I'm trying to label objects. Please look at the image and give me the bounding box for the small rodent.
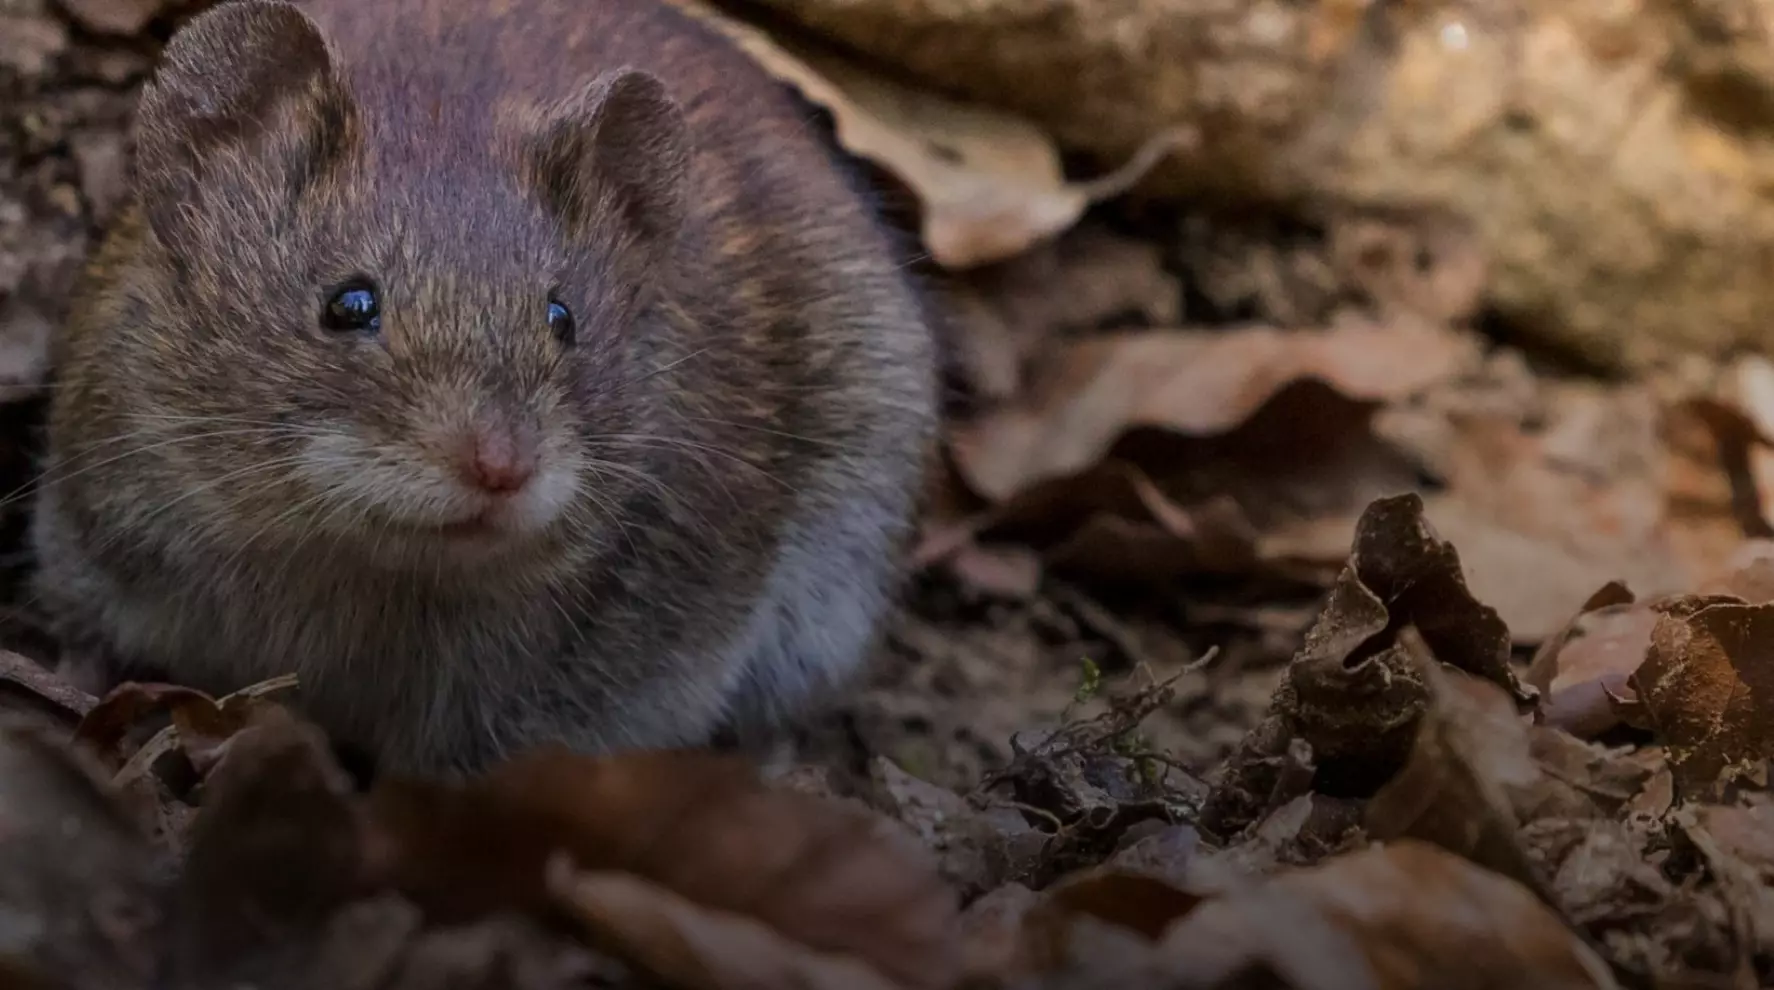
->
[31,0,935,774]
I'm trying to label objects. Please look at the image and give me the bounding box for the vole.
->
[30,0,936,774]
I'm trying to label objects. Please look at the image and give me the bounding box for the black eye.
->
[321,280,380,333]
[547,298,575,345]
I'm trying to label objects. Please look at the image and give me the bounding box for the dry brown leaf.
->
[364,747,960,990]
[1632,597,1774,795]
[664,0,1180,268]
[0,648,95,726]
[949,320,1473,501]
[73,673,300,775]
[1157,841,1619,990]
[551,861,904,990]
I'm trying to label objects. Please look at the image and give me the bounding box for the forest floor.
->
[4,2,1774,989]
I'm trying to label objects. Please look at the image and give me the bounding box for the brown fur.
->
[32,0,935,774]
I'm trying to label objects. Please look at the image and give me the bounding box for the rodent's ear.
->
[525,68,691,271]
[133,0,354,248]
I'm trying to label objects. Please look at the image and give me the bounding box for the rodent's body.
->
[31,0,935,772]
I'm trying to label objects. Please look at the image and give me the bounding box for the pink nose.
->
[458,425,538,495]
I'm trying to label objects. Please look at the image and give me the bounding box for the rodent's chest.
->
[113,567,566,683]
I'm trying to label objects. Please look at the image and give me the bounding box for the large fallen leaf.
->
[364,747,961,990]
[950,319,1473,501]
[1155,841,1620,989]
[1632,596,1774,795]
[1007,839,1617,988]
[666,0,1180,268]
[551,862,905,990]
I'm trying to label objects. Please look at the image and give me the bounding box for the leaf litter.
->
[9,1,1774,988]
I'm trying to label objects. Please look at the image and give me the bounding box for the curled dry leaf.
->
[364,747,961,990]
[1206,493,1524,835]
[0,648,95,726]
[74,673,300,774]
[1286,495,1523,770]
[664,0,1180,268]
[1633,597,1774,795]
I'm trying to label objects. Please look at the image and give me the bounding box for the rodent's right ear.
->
[133,0,355,249]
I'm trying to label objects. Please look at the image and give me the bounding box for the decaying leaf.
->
[1156,841,1621,990]
[551,861,906,990]
[364,747,961,990]
[1632,597,1774,795]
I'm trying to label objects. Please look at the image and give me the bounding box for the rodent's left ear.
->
[525,68,691,271]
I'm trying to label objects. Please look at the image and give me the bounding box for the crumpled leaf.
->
[1207,493,1528,834]
[1520,584,1654,738]
[664,0,1183,268]
[364,747,961,990]
[1632,596,1774,796]
[74,673,300,774]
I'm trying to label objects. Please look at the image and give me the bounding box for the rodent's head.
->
[97,0,694,572]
